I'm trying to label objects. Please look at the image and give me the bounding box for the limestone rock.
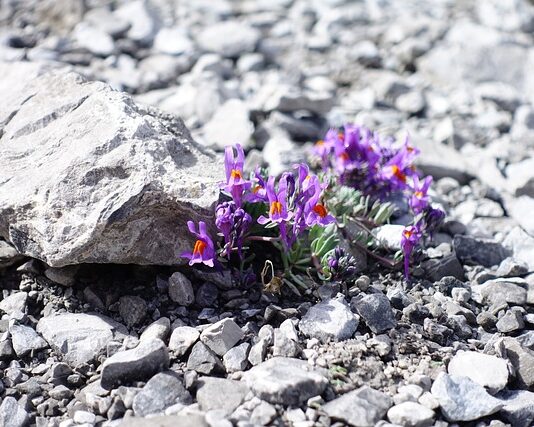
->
[0,61,223,266]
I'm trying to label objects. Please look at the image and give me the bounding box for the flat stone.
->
[9,324,47,356]
[186,341,224,375]
[196,377,249,416]
[322,386,393,427]
[114,0,157,44]
[200,318,244,356]
[351,293,396,334]
[299,298,358,343]
[243,357,328,406]
[133,371,190,417]
[430,373,502,421]
[168,272,195,306]
[197,21,260,58]
[453,235,510,267]
[387,401,435,427]
[101,339,169,389]
[37,313,128,367]
[447,351,509,392]
[168,326,199,356]
[203,99,254,150]
[0,397,29,427]
[0,62,222,267]
[471,278,528,305]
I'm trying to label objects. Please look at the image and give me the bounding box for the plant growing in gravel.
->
[182,124,444,292]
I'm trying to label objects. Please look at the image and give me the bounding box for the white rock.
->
[168,326,200,356]
[200,318,244,356]
[154,28,194,55]
[73,22,114,56]
[203,99,254,150]
[198,21,260,58]
[0,62,223,266]
[387,401,435,427]
[447,351,508,392]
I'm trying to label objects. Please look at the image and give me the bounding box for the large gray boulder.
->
[0,61,223,266]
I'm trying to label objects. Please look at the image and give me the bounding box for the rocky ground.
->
[1,0,534,426]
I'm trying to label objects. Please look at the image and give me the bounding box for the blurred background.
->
[1,0,534,231]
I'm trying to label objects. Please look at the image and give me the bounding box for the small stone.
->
[251,400,277,426]
[248,338,269,366]
[168,272,195,306]
[186,341,224,375]
[73,410,96,424]
[153,28,194,55]
[500,337,534,388]
[168,326,200,357]
[133,372,190,417]
[200,318,244,356]
[322,386,393,427]
[140,317,171,343]
[223,342,250,373]
[49,385,74,401]
[496,258,529,278]
[0,240,23,269]
[387,401,434,427]
[101,339,170,389]
[395,91,426,115]
[197,21,260,58]
[373,225,404,251]
[0,396,28,427]
[430,373,502,421]
[299,298,358,343]
[73,22,114,56]
[196,377,249,416]
[44,266,79,287]
[496,310,525,333]
[9,324,47,356]
[203,99,254,150]
[453,235,510,267]
[447,351,509,392]
[243,357,328,406]
[0,292,27,315]
[119,296,147,327]
[351,293,396,334]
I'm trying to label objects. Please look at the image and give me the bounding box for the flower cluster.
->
[182,144,336,267]
[314,124,444,279]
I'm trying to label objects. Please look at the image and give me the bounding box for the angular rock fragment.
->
[299,298,358,343]
[100,339,169,389]
[243,357,328,406]
[322,386,392,427]
[37,313,128,367]
[0,61,223,267]
[430,373,502,421]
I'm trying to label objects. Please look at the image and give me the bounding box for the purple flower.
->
[400,224,423,279]
[422,206,445,236]
[215,201,252,258]
[257,176,292,225]
[409,175,432,213]
[304,178,336,227]
[313,129,337,169]
[223,144,250,206]
[246,167,268,203]
[181,221,216,267]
